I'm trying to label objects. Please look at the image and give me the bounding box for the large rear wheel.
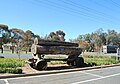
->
[36,60,48,70]
[67,57,84,67]
[75,57,84,67]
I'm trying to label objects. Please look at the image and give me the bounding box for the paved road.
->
[82,52,118,56]
[0,54,68,59]
[0,52,118,59]
[0,54,32,58]
[1,66,120,84]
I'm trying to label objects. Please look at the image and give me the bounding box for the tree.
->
[56,30,65,41]
[10,28,24,44]
[0,24,10,53]
[9,28,24,53]
[0,24,8,31]
[75,34,94,52]
[117,33,120,47]
[48,30,66,41]
[106,29,118,45]
[10,28,24,39]
[0,24,10,43]
[23,30,35,53]
[91,28,106,52]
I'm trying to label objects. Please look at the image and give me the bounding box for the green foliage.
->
[0,58,26,74]
[0,24,8,30]
[0,68,22,74]
[0,24,11,44]
[73,28,120,52]
[0,58,25,68]
[83,56,120,66]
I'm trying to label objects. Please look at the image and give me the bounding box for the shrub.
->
[0,68,23,74]
[0,58,25,74]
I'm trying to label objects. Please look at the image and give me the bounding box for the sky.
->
[0,0,120,41]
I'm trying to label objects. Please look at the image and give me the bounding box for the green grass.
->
[83,55,120,66]
[48,55,120,66]
[1,55,119,73]
[0,58,26,74]
[49,61,65,65]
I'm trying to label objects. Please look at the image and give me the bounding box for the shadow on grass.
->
[46,62,97,70]
[46,66,75,70]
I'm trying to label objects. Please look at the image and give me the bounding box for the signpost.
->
[116,48,120,61]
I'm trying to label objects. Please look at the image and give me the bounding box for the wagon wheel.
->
[74,57,84,67]
[36,60,48,70]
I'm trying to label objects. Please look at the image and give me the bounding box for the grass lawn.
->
[49,55,120,66]
[0,55,120,74]
[83,55,120,66]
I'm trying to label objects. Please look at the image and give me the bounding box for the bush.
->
[0,68,6,73]
[0,68,23,74]
[0,58,25,74]
[0,58,25,68]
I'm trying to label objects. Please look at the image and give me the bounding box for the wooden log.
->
[31,44,47,55]
[31,44,82,55]
[34,38,78,47]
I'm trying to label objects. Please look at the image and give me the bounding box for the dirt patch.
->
[22,64,72,74]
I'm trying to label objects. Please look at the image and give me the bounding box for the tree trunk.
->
[1,48,3,53]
